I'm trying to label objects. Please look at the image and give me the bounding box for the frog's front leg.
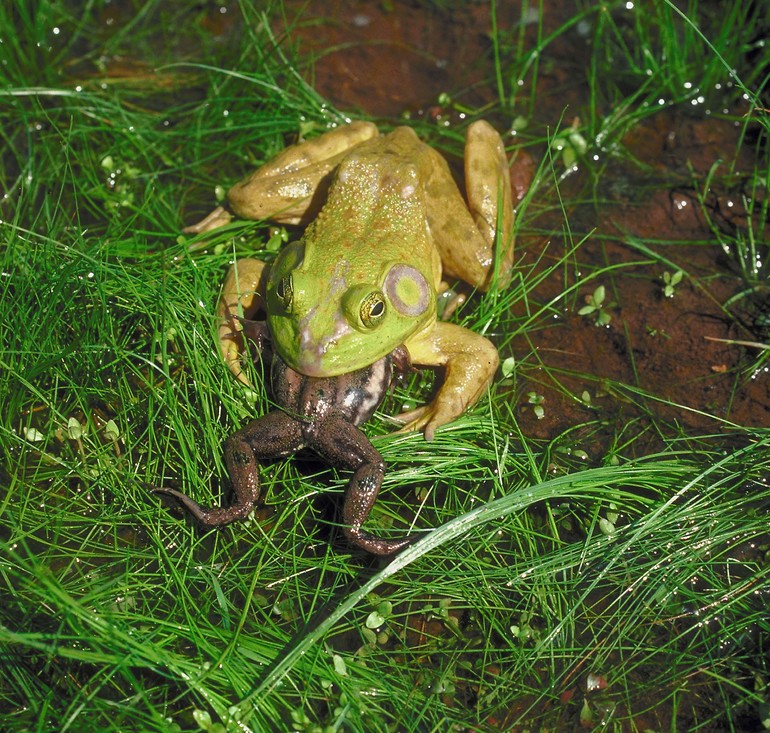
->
[311,416,413,555]
[218,257,269,384]
[155,410,304,526]
[398,322,499,441]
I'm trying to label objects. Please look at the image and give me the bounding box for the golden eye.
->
[275,274,293,309]
[360,292,386,328]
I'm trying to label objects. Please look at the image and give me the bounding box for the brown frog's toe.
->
[153,486,256,527]
[344,527,415,556]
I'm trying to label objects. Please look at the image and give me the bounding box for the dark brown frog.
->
[155,327,414,555]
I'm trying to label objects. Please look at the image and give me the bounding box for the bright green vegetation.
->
[2,1,769,732]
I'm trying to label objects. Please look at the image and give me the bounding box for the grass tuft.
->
[1,1,769,732]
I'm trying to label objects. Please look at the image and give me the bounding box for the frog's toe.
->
[436,283,467,320]
[153,486,255,527]
[344,527,415,555]
[393,405,431,436]
[219,329,245,378]
[183,206,233,234]
[395,403,458,441]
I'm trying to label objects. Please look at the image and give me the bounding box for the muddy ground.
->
[259,0,769,450]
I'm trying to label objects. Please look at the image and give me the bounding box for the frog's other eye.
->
[269,240,304,312]
[275,274,293,309]
[343,286,387,331]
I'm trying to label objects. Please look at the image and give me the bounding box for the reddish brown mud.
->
[275,0,769,450]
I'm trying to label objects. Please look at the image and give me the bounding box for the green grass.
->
[2,1,770,731]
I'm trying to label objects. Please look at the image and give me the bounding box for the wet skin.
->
[159,121,523,554]
[191,120,517,441]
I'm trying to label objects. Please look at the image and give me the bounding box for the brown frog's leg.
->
[312,416,414,555]
[397,321,499,441]
[423,120,514,291]
[218,258,269,384]
[154,411,304,526]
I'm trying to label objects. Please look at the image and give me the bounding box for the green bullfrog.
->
[189,120,516,441]
[159,121,521,554]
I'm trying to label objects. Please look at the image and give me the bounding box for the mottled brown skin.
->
[155,335,414,555]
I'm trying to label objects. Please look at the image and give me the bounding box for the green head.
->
[265,240,435,376]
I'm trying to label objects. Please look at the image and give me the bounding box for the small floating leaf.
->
[67,417,83,440]
[25,427,45,442]
[332,654,348,676]
[104,419,120,442]
[366,611,385,629]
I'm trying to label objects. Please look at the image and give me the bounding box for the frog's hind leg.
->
[312,417,414,555]
[183,122,379,232]
[463,120,515,286]
[154,411,304,527]
[425,121,514,291]
[227,121,380,226]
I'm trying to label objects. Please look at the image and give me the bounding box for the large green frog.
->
[188,120,516,440]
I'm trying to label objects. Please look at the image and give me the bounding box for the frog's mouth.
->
[291,350,329,377]
[293,313,356,376]
[272,283,406,377]
[291,311,403,378]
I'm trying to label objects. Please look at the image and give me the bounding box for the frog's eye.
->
[268,240,304,311]
[275,274,293,309]
[342,286,387,331]
[360,291,386,329]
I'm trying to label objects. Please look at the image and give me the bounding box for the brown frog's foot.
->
[153,486,257,526]
[344,527,415,556]
[312,416,416,556]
